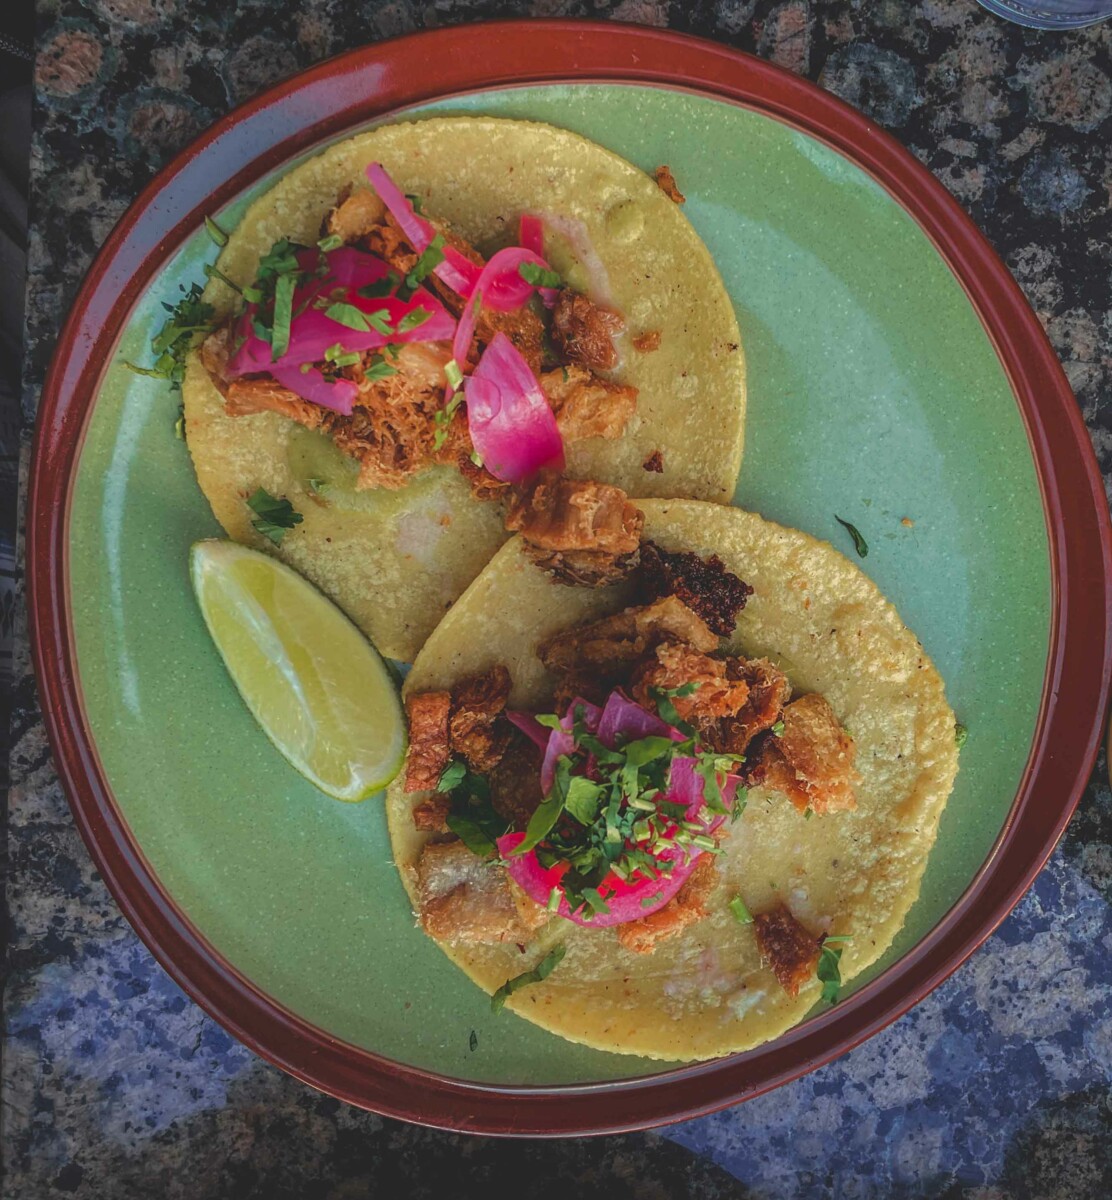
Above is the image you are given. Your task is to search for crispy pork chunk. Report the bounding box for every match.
[701,657,792,756]
[539,596,717,678]
[415,841,548,945]
[448,665,512,774]
[404,691,452,793]
[653,165,685,205]
[540,365,637,443]
[551,289,626,371]
[631,641,751,723]
[756,693,859,815]
[637,542,753,637]
[753,905,820,997]
[616,856,717,954]
[506,475,644,587]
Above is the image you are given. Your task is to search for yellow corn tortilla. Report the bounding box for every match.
[184,117,746,662]
[386,500,958,1061]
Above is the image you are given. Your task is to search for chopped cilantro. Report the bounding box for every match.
[519,261,562,288]
[397,307,433,335]
[490,945,566,1014]
[324,302,373,333]
[400,234,445,297]
[468,1030,478,1052]
[729,895,753,924]
[834,515,869,558]
[173,406,185,441]
[317,233,343,252]
[439,761,509,858]
[546,887,561,913]
[817,935,852,1005]
[432,391,464,451]
[405,192,425,214]
[123,282,215,389]
[771,720,785,737]
[436,760,467,793]
[804,808,814,821]
[640,891,664,908]
[204,215,230,247]
[955,723,968,750]
[365,354,398,381]
[203,261,242,294]
[247,488,303,545]
[444,358,464,391]
[357,273,400,300]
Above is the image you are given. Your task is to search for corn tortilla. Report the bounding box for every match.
[184,118,746,661]
[386,500,958,1061]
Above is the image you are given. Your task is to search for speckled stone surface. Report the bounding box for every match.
[5,2,1112,1197]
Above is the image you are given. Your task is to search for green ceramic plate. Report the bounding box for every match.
[70,83,1049,1088]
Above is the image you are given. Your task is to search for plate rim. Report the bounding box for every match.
[27,20,1112,1135]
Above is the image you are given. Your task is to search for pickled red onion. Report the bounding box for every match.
[518,214,557,307]
[365,162,433,249]
[464,333,564,484]
[269,363,357,415]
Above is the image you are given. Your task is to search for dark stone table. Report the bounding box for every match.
[6,2,1112,1196]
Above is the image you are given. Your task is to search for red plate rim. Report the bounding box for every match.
[27,20,1112,1136]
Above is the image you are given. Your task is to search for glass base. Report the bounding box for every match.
[976,0,1112,27]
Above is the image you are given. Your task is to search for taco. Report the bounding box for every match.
[386,499,958,1061]
[180,117,746,661]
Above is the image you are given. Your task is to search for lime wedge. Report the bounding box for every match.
[190,540,406,801]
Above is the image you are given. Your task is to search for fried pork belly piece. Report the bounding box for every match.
[539,595,717,678]
[404,691,452,793]
[631,641,750,723]
[477,305,547,377]
[702,658,792,757]
[506,474,644,587]
[616,855,717,954]
[488,733,545,829]
[753,905,821,998]
[200,324,234,383]
[411,793,452,833]
[638,542,753,637]
[540,364,637,443]
[449,665,512,774]
[224,378,324,428]
[415,840,547,945]
[551,288,626,371]
[653,165,686,205]
[326,186,386,243]
[756,693,859,815]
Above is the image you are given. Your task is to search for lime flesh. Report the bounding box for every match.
[190,540,406,801]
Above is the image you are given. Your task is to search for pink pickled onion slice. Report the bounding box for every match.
[478,246,551,313]
[519,213,544,255]
[507,711,549,751]
[536,211,612,305]
[451,290,482,378]
[227,247,455,381]
[437,245,482,295]
[499,832,702,927]
[365,162,433,250]
[667,756,733,835]
[538,696,602,792]
[596,690,678,750]
[465,333,564,483]
[269,363,357,415]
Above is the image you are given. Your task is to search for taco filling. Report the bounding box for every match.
[196,162,641,557]
[400,538,859,990]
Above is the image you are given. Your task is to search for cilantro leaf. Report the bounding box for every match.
[402,234,445,295]
[817,935,852,1005]
[446,813,499,858]
[124,282,215,389]
[469,1030,478,1052]
[519,261,562,288]
[729,895,753,924]
[490,945,566,1013]
[514,756,574,855]
[955,723,968,750]
[357,273,400,300]
[246,488,303,545]
[834,515,869,558]
[270,272,296,361]
[397,307,433,335]
[564,776,604,826]
[436,760,467,793]
[324,302,373,332]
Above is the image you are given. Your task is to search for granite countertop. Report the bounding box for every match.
[5,2,1112,1197]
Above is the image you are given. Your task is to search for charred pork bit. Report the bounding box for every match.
[449,665,512,774]
[551,670,611,714]
[224,379,325,428]
[488,733,545,829]
[540,364,637,443]
[756,693,859,815]
[616,855,717,954]
[404,691,452,793]
[642,449,665,473]
[703,657,792,756]
[551,288,626,371]
[753,905,821,998]
[412,793,453,833]
[633,330,662,353]
[638,542,753,637]
[526,546,641,588]
[539,595,717,677]
[477,304,547,377]
[415,840,548,945]
[653,165,686,205]
[632,641,751,722]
